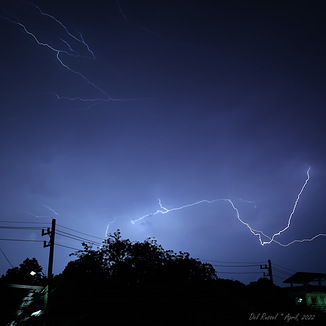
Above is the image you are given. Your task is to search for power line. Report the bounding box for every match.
[0,220,51,224]
[273,263,296,274]
[55,243,82,251]
[201,259,265,264]
[57,224,103,240]
[217,271,263,274]
[0,246,13,268]
[56,229,102,243]
[272,267,292,276]
[0,238,44,242]
[0,222,103,248]
[212,264,261,268]
[56,230,102,246]
[0,226,44,230]
[0,221,104,240]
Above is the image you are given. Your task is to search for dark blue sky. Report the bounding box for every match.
[0,0,325,285]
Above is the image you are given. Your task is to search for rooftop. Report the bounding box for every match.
[283,272,326,285]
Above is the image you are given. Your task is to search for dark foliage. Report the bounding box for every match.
[0,257,45,286]
[49,230,223,324]
[60,229,217,289]
[43,232,326,324]
[0,258,45,325]
[2,234,325,324]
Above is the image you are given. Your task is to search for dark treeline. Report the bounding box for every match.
[1,230,325,325]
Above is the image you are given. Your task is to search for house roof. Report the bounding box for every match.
[283,272,326,285]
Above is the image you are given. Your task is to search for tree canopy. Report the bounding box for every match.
[2,232,325,324]
[61,229,217,289]
[0,257,45,285]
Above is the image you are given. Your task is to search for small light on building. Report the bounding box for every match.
[30,271,36,276]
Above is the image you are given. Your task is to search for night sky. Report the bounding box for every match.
[1,0,325,285]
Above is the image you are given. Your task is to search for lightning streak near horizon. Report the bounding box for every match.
[105,220,116,238]
[0,4,132,106]
[130,168,326,246]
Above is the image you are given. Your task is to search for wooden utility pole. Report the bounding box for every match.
[42,218,56,281]
[42,218,56,311]
[260,259,273,284]
[268,259,273,285]
[41,218,56,316]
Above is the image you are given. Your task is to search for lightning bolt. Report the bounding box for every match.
[130,168,326,246]
[0,4,134,106]
[130,198,232,224]
[43,205,60,216]
[115,0,159,36]
[257,166,312,246]
[26,204,60,219]
[105,219,116,238]
[116,0,127,20]
[33,4,96,60]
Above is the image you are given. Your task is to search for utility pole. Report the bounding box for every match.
[260,259,273,284]
[268,259,273,285]
[42,218,56,310]
[42,218,56,282]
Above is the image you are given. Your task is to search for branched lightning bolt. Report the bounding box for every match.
[258,167,311,246]
[0,4,134,105]
[33,4,96,59]
[251,167,326,246]
[130,168,326,246]
[130,198,230,224]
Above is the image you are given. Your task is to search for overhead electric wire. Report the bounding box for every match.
[0,221,104,242]
[0,220,51,224]
[56,230,103,246]
[0,226,44,230]
[201,259,265,264]
[56,229,102,242]
[57,223,103,240]
[212,264,261,268]
[200,258,272,278]
[0,221,106,272]
[56,235,101,247]
[0,238,44,242]
[55,242,82,251]
[217,271,263,274]
[0,221,104,252]
[272,267,292,275]
[273,263,296,274]
[0,246,13,268]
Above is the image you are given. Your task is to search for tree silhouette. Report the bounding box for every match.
[49,230,218,323]
[62,229,216,289]
[43,231,326,324]
[0,258,45,285]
